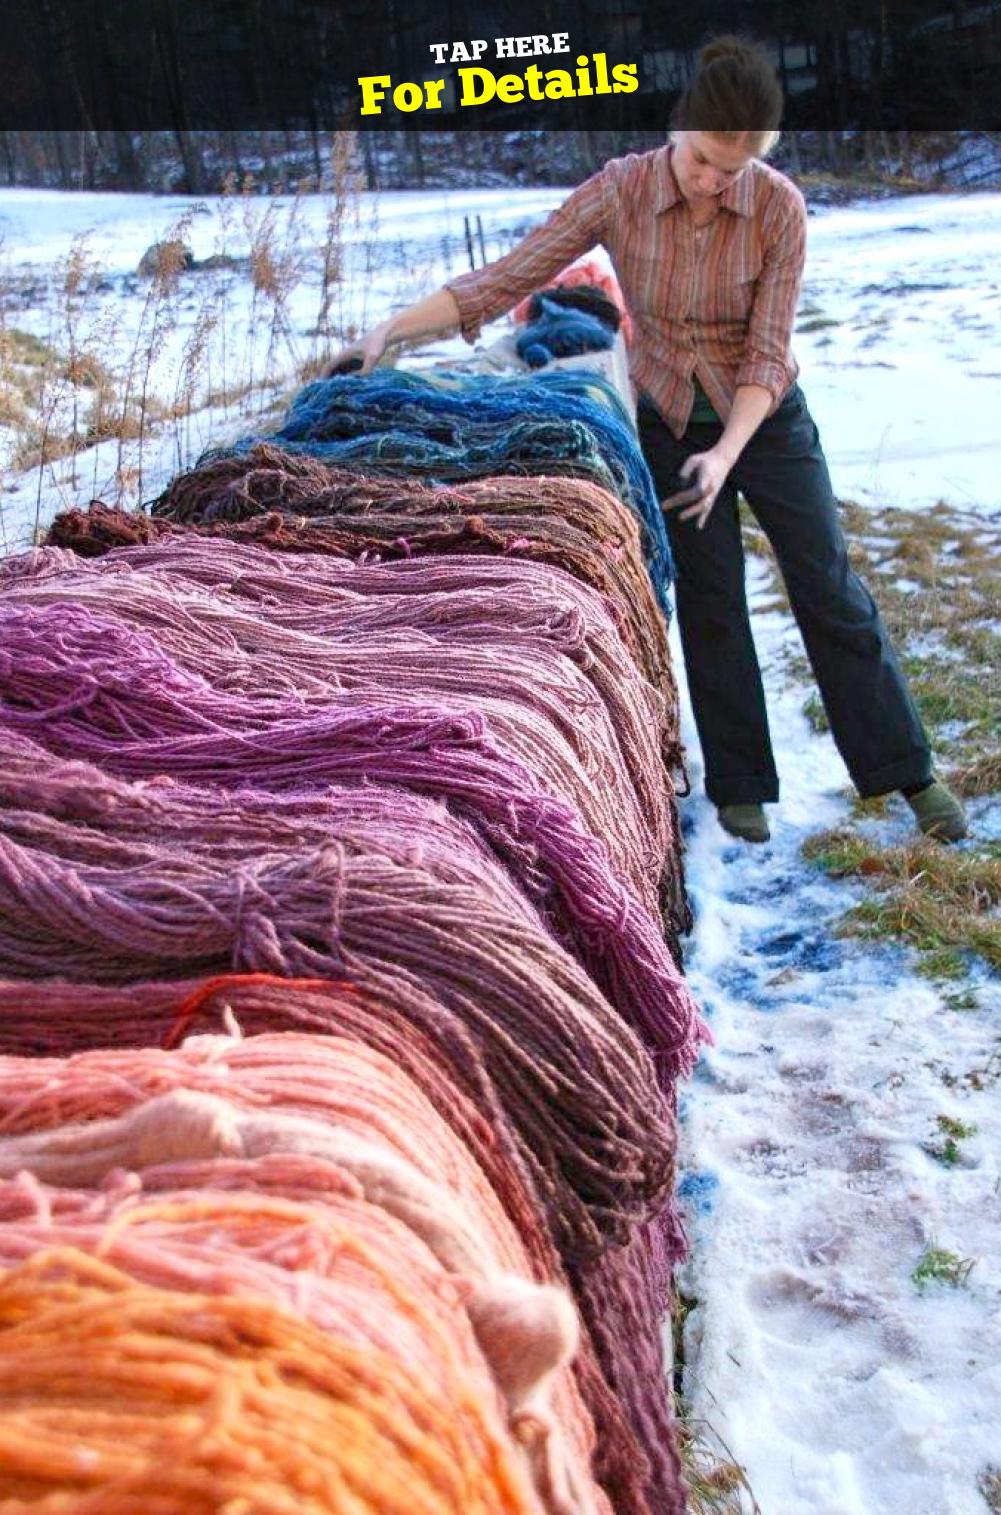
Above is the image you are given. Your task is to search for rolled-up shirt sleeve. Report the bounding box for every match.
[445,167,616,343]
[735,185,807,403]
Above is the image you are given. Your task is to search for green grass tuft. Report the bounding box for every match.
[917,945,970,982]
[924,1114,978,1165]
[911,1245,976,1291]
[936,1114,978,1140]
[942,987,979,1013]
[802,693,830,734]
[804,830,1001,976]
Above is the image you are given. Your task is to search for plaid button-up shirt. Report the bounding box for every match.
[445,143,807,438]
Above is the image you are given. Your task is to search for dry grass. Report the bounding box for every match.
[744,507,1001,821]
[979,1467,1001,1513]
[742,495,998,969]
[775,496,1000,981]
[806,831,1001,910]
[11,426,84,473]
[0,328,61,427]
[833,501,1000,769]
[673,1289,759,1513]
[1,325,57,371]
[313,134,364,355]
[949,752,1001,798]
[803,829,1001,976]
[744,497,1000,771]
[0,134,369,517]
[679,1420,760,1514]
[0,385,30,429]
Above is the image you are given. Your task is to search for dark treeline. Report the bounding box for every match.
[0,0,998,136]
[0,129,998,196]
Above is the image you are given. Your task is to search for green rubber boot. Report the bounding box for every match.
[905,779,968,842]
[717,803,770,844]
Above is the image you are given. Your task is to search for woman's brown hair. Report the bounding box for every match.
[672,35,783,156]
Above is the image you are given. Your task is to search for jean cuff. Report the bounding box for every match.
[852,749,932,799]
[705,774,780,806]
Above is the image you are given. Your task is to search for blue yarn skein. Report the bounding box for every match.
[515,296,615,369]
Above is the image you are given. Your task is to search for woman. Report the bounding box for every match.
[329,37,966,845]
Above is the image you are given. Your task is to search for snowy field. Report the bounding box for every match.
[2,181,1000,550]
[673,571,1000,1515]
[1,179,999,1513]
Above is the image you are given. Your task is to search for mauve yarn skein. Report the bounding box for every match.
[0,606,704,1075]
[33,503,690,943]
[2,542,676,928]
[79,451,676,695]
[45,486,679,722]
[0,730,681,1258]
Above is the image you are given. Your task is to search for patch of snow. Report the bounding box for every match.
[797,194,1001,514]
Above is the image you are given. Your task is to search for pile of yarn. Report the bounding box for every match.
[163,368,675,614]
[0,1028,608,1514]
[0,364,699,1514]
[512,257,634,343]
[523,285,623,333]
[516,292,617,369]
[54,457,678,697]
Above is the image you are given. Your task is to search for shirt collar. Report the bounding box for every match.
[655,142,755,218]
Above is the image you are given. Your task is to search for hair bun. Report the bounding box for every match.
[698,35,751,67]
[673,32,783,143]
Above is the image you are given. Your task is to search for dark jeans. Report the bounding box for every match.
[637,385,931,806]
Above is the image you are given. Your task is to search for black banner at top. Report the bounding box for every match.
[0,0,998,130]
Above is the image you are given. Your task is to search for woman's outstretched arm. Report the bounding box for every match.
[326,287,462,374]
[326,163,617,375]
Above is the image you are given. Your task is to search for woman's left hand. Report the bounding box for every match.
[662,446,734,530]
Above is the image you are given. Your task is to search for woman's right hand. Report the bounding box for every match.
[325,321,392,377]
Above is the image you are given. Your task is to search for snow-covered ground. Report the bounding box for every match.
[0,183,561,552]
[2,183,1000,554]
[797,195,1001,515]
[1,180,999,1513]
[672,572,1001,1515]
